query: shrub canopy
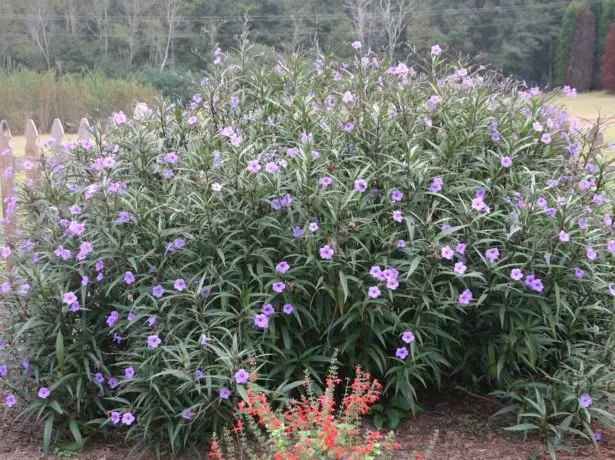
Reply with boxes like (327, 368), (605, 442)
(2, 45), (615, 453)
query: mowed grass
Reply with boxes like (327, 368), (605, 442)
(553, 91), (615, 144)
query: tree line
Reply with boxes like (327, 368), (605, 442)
(0, 0), (614, 91)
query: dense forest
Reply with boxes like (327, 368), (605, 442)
(1, 0), (615, 91)
(0, 1), (569, 83)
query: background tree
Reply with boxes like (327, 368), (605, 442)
(602, 22), (615, 91)
(565, 3), (596, 91)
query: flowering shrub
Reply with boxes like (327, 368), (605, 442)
(1, 41), (615, 452)
(210, 361), (399, 459)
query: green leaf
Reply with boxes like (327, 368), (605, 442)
(43, 415), (55, 453)
(504, 423), (540, 431)
(56, 330), (65, 371)
(68, 418), (84, 448)
(373, 413), (384, 429)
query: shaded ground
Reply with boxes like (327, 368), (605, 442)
(1, 390), (612, 460)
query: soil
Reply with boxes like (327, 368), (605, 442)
(1, 390), (613, 460)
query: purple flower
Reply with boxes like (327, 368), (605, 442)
(95, 260), (105, 272)
(397, 240), (406, 248)
(428, 95), (442, 109)
(117, 212), (132, 224)
(5, 394), (16, 408)
(108, 378), (119, 389)
(199, 334), (208, 346)
(368, 286), (381, 298)
(441, 246), (454, 260)
(110, 412), (121, 425)
(510, 269), (524, 281)
(320, 245), (334, 260)
(396, 347), (409, 359)
(578, 218), (588, 230)
(456, 243), (466, 254)
(262, 304), (275, 316)
(431, 44), (442, 56)
(124, 367), (135, 379)
(459, 289), (473, 305)
(309, 222), (319, 232)
(63, 292), (77, 305)
(164, 152), (179, 164)
(67, 220), (85, 236)
(234, 369), (250, 385)
(106, 311), (120, 327)
(541, 133), (552, 144)
(429, 177), (443, 193)
(402, 331), (415, 344)
(485, 248), (500, 263)
(147, 335), (161, 348)
(70, 302), (80, 312)
(124, 271), (136, 285)
(391, 190), (403, 202)
(219, 387), (231, 399)
(55, 246), (71, 260)
(152, 285), (164, 298)
(319, 177), (333, 187)
(182, 409), (193, 420)
(559, 230), (570, 242)
(254, 314), (269, 329)
(272, 281), (286, 293)
(454, 262), (467, 274)
(276, 261), (290, 273)
(0, 364), (7, 377)
(174, 279), (187, 291)
(147, 315), (157, 327)
(127, 312), (137, 322)
(247, 160), (261, 173)
(574, 268), (585, 279)
(195, 370), (205, 379)
(292, 227), (304, 239)
(500, 156), (512, 168)
(38, 387), (51, 399)
(283, 303), (294, 315)
(122, 412), (135, 425)
(579, 394), (592, 408)
(595, 432), (601, 441)
(472, 197), (487, 212)
(352, 40), (362, 50)
(393, 210), (404, 223)
(342, 91), (355, 103)
(354, 179), (368, 192)
(586, 247), (598, 261)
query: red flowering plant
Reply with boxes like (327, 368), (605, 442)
(209, 358), (401, 459)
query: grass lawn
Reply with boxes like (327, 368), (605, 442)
(553, 91), (615, 144)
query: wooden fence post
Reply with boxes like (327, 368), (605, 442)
(24, 119), (39, 183)
(50, 118), (64, 156)
(0, 120), (16, 253)
(77, 118), (91, 141)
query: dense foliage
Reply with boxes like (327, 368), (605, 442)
(1, 44), (615, 456)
